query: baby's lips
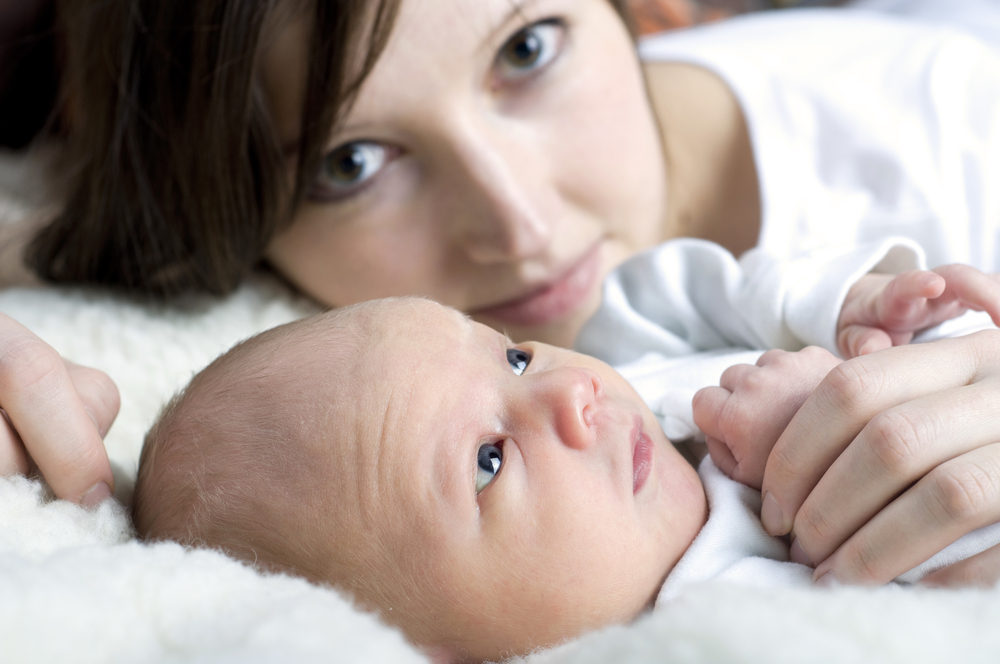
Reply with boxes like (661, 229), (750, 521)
(631, 417), (653, 494)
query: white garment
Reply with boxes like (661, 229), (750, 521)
(576, 236), (927, 439)
(578, 9), (1000, 440)
(850, 0), (1000, 49)
(639, 10), (1000, 275)
(657, 457), (1000, 605)
(571, 11), (1000, 599)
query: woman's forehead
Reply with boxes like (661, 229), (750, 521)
(330, 0), (560, 123)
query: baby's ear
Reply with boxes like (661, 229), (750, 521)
(420, 643), (461, 664)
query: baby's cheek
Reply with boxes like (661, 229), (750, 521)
(661, 448), (708, 554)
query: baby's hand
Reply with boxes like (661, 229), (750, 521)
(692, 347), (841, 489)
(838, 265), (1000, 358)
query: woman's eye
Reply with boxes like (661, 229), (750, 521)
(309, 141), (391, 201)
(476, 442), (504, 493)
(496, 19), (564, 80)
(507, 348), (531, 376)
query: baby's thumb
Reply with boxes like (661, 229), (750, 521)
(838, 325), (892, 358)
(705, 436), (738, 477)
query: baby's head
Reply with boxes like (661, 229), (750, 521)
(132, 297), (706, 662)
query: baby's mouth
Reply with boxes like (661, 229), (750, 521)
(632, 418), (653, 494)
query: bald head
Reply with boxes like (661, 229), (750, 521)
(132, 299), (405, 579)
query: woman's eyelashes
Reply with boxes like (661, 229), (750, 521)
(507, 348), (531, 376)
(494, 18), (566, 83)
(308, 141), (395, 202)
(476, 441), (504, 493)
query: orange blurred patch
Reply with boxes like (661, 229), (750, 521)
(627, 0), (734, 35)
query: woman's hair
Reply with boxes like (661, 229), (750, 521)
(28, 0), (633, 298)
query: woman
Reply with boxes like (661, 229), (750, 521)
(2, 0), (1000, 588)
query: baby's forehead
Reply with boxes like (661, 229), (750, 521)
(356, 299), (474, 360)
(284, 297), (474, 438)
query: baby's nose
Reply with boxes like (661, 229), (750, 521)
(541, 367), (602, 450)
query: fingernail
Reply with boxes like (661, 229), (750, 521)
(815, 570), (840, 588)
(81, 482), (112, 509)
(789, 538), (814, 567)
(761, 492), (785, 534)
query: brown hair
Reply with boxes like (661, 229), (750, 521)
(28, 0), (632, 299)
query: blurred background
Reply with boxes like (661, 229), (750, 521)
(628, 0), (850, 35)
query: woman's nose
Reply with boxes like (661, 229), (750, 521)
(445, 119), (553, 264)
(531, 367), (604, 451)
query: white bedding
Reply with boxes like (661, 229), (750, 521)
(2, 246), (1000, 664)
(5, 34), (1000, 654)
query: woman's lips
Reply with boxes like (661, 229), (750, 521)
(473, 243), (601, 327)
(633, 419), (653, 494)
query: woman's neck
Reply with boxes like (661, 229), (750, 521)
(643, 62), (761, 258)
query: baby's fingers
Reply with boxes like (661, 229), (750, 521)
(933, 265), (1000, 326)
(693, 385), (765, 486)
(838, 325), (895, 358)
(872, 270), (944, 330)
(692, 385), (733, 445)
(705, 436), (739, 479)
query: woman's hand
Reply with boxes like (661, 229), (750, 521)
(0, 311), (118, 506)
(760, 330), (1000, 586)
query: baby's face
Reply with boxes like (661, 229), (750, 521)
(302, 300), (706, 661)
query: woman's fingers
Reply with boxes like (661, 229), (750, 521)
(65, 361), (121, 439)
(921, 541), (1000, 588)
(0, 409), (31, 475)
(761, 331), (1000, 538)
(791, 382), (1000, 567)
(812, 443), (1000, 586)
(0, 312), (115, 504)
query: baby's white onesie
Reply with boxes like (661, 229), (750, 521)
(657, 457), (1000, 605)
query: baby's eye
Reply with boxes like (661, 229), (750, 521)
(476, 442), (503, 493)
(507, 348), (531, 376)
(495, 19), (565, 81)
(308, 141), (392, 201)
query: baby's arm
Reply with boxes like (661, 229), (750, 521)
(692, 347), (841, 490)
(837, 265), (1000, 358)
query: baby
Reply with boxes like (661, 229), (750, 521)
(132, 266), (1000, 663)
(133, 297), (707, 663)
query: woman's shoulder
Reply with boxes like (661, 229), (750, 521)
(637, 8), (978, 67)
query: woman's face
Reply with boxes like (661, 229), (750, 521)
(263, 0), (667, 347)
